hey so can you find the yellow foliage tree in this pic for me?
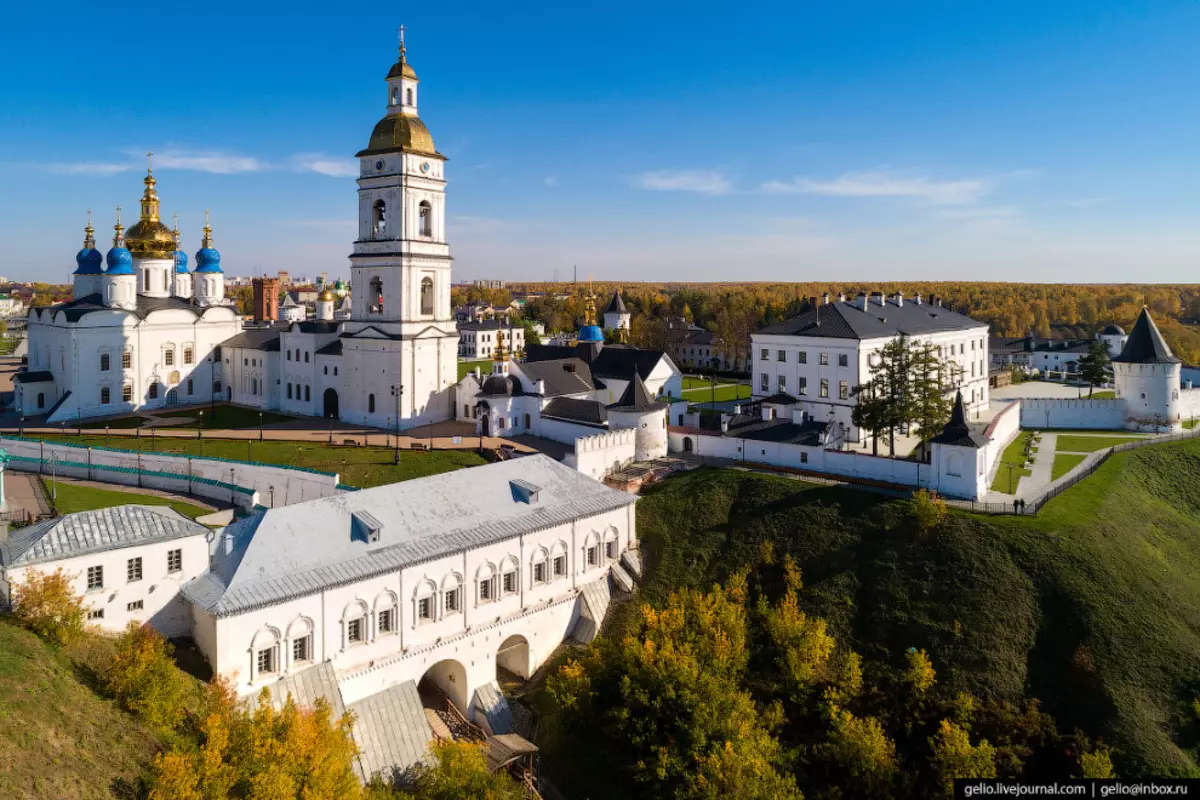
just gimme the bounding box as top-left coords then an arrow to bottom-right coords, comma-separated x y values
11,566 -> 85,645
910,489 -> 948,535
822,709 -> 898,793
904,647 -> 937,699
106,622 -> 188,729
930,718 -> 997,796
761,556 -> 835,698
402,740 -> 525,800
1079,746 -> 1115,779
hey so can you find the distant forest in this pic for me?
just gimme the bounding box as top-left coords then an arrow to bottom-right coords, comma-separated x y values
456,282 -> 1200,366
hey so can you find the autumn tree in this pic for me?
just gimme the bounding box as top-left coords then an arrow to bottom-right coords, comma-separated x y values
910,489 -> 948,535
11,566 -> 86,645
930,719 -> 997,795
106,622 -> 189,729
821,709 -> 898,794
760,556 -> 835,700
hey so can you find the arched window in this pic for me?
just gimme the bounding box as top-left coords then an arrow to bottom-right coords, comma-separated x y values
304,351 -> 309,363
373,199 -> 387,236
604,527 -> 620,561
477,562 -> 497,604
286,617 -> 314,669
183,346 -> 194,365
413,581 -> 436,626
342,601 -> 369,649
149,383 -> 159,400
305,385 -> 311,402
36,392 -> 44,409
530,547 -> 549,586
418,201 -> 432,237
99,352 -> 110,372
368,394 -> 376,413
420,277 -> 434,315
500,555 -> 520,597
122,383 -> 133,402
391,87 -> 399,106
550,540 -> 569,579
122,349 -> 132,369
524,413 -> 531,429
369,276 -> 383,314
250,626 -> 281,682
375,591 -> 399,636
287,384 -> 293,400
164,348 -> 175,367
442,572 -> 463,615
100,386 -> 111,405
406,88 -> 413,106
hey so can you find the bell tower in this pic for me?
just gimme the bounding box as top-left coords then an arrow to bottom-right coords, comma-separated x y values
340,29 -> 458,428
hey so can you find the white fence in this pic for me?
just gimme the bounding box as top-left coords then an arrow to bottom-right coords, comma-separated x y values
1,437 -> 344,510
1019,398 -> 1124,429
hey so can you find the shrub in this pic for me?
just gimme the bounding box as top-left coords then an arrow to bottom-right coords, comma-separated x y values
11,566 -> 85,645
910,489 -> 948,534
106,622 -> 188,729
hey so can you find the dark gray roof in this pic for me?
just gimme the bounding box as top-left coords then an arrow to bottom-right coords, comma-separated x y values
35,293 -> 215,323
1101,324 -> 1126,336
182,455 -> 636,616
930,392 -> 988,448
735,418 -> 829,446
1,505 -> 209,568
289,321 -> 340,334
222,329 -> 282,352
519,359 -> 595,396
525,344 -> 669,381
1030,340 -> 1091,354
608,371 -> 668,412
480,373 -> 522,397
1113,308 -> 1180,364
759,392 -> 799,405
542,397 -> 607,425
758,296 -> 985,340
13,370 -> 54,384
315,340 -> 343,356
603,292 -> 628,316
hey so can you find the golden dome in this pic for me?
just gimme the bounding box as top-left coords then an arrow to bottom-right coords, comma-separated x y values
387,57 -> 418,81
124,163 -> 175,258
319,289 -> 335,302
357,114 -> 439,157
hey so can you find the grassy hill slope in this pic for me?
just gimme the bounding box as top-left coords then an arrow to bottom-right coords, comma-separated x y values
0,619 -> 175,798
635,438 -> 1200,776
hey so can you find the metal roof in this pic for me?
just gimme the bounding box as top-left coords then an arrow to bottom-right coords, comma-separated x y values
1113,308 -> 1180,365
758,296 -> 986,340
1,505 -> 209,568
182,455 -> 636,617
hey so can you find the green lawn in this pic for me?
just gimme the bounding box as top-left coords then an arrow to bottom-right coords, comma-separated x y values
78,416 -> 150,430
1051,452 -> 1088,480
458,359 -> 491,380
1185,419 -> 1198,430
612,438 -> 1200,779
990,430 -> 1034,493
1088,390 -> 1117,399
46,481 -> 214,520
1056,434 -> 1145,453
679,382 -> 752,403
31,435 -> 487,489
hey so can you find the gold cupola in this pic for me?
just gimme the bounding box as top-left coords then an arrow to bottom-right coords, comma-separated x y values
357,29 -> 441,159
124,152 -> 177,258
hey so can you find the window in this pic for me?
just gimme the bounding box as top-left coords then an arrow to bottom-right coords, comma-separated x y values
606,540 -> 618,560
971,340 -> 976,350
391,87 -> 399,105
797,351 -> 807,364
37,392 -> 44,409
421,277 -> 434,315
406,87 -> 413,105
127,557 -> 142,582
257,647 -> 276,676
801,452 -> 808,464
524,413 -> 530,428
587,545 -> 599,567
502,570 -> 517,595
121,351 -> 131,369
368,394 -> 375,413
479,577 -> 494,602
187,379 -> 193,396
379,608 -> 396,633
149,383 -> 158,400
305,385 -> 311,402
838,354 -> 848,367
777,350 -> 786,362
287,350 -> 291,361
126,600 -> 143,612
87,565 -> 103,590
87,609 -> 104,620
167,549 -> 182,573
819,352 -> 829,366
304,351 -> 309,363
760,348 -> 769,361
533,561 -> 547,584
419,201 -> 432,237
373,199 -> 387,235
553,554 -> 567,578
100,387 -> 111,404
164,349 -> 175,366
778,375 -> 787,391
444,587 -> 460,612
839,381 -> 849,400
760,373 -> 769,391
184,347 -> 194,365
287,384 -> 292,400
347,618 -> 364,644
820,379 -> 829,398
100,353 -> 110,371
798,377 -> 808,395
292,636 -> 311,664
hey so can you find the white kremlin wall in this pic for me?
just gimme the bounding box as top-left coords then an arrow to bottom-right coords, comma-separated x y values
1018,398 -> 1125,430
565,429 -> 636,480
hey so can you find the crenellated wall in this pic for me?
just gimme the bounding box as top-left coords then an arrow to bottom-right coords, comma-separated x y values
566,429 -> 637,480
1018,398 -> 1124,430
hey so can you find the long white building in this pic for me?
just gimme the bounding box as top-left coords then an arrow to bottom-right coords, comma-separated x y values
751,291 -> 990,444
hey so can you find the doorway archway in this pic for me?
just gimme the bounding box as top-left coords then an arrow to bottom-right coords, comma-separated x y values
497,634 -> 530,682
682,436 -> 693,452
418,658 -> 469,714
323,388 -> 339,418
481,415 -> 490,437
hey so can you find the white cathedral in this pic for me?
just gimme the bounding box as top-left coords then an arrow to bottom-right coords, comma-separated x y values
22,37 -> 459,429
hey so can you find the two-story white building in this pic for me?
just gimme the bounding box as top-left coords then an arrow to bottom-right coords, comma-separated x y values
458,320 -> 525,359
751,291 -> 990,444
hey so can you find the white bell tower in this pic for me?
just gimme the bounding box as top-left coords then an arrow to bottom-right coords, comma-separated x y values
339,28 -> 458,428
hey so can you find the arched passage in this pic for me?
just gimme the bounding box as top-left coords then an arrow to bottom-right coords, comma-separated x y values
419,658 -> 468,715
323,388 -> 339,418
682,436 -> 693,452
497,634 -> 530,682
481,415 -> 490,437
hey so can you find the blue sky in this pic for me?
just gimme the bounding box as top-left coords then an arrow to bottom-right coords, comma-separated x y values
3,0 -> 1200,284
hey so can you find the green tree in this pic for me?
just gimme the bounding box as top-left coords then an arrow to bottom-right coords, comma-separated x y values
851,378 -> 891,456
106,622 -> 189,729
760,556 -> 835,699
821,709 -> 898,794
930,719 -> 997,796
11,566 -> 86,645
1077,340 -> 1113,397
910,489 -> 948,535
909,340 -> 954,447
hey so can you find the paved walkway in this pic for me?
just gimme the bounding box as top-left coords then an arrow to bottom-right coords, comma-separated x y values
4,472 -> 51,519
1016,433 -> 1056,498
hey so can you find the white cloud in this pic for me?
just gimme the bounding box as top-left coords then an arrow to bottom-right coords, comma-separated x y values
132,148 -> 263,174
289,153 -> 358,178
42,162 -> 133,176
762,170 -> 991,206
543,176 -> 559,187
634,169 -> 731,195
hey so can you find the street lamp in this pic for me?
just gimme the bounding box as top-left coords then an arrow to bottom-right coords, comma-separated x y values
268,484 -> 275,507
105,424 -> 110,448
50,453 -> 58,504
229,467 -> 235,504
390,385 -> 403,464
258,411 -> 263,442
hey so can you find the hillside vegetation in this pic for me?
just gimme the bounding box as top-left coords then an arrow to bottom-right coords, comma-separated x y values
626,437 -> 1200,778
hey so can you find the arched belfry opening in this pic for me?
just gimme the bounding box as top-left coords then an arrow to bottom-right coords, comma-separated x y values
418,201 -> 432,237
420,276 -> 434,315
372,200 -> 387,236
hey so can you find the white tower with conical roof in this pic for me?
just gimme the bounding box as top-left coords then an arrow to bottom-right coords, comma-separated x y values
1114,307 -> 1183,431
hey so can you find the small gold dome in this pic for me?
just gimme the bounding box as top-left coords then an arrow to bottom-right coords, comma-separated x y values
387,57 -> 418,81
124,164 -> 176,258
319,289 -> 335,301
357,114 -> 439,157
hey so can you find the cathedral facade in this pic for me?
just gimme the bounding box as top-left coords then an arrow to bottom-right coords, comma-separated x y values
27,38 -> 458,428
